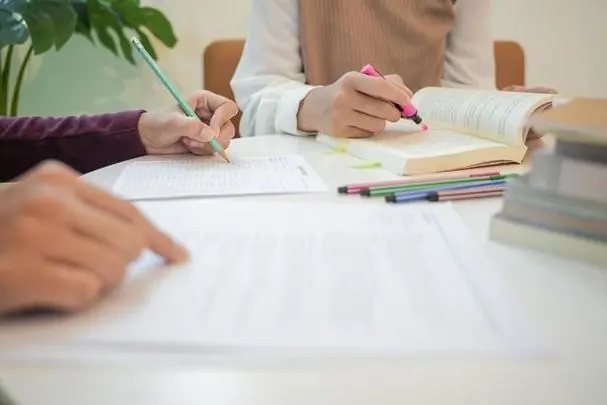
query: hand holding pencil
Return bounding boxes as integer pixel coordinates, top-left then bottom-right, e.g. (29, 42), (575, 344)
(131, 37), (234, 162)
(135, 90), (237, 156)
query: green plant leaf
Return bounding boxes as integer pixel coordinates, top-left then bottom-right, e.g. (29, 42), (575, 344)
(0, 0), (76, 54)
(87, 0), (118, 55)
(71, 0), (93, 40)
(19, 6), (55, 54)
(0, 0), (30, 49)
(138, 6), (177, 47)
(134, 27), (156, 60)
(37, 0), (77, 50)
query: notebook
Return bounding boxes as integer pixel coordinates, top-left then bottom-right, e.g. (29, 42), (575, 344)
(316, 87), (556, 175)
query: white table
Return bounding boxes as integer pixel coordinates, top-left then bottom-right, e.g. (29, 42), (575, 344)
(1, 135), (606, 405)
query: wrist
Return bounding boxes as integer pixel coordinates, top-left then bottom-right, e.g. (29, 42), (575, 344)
(136, 111), (155, 154)
(296, 88), (322, 133)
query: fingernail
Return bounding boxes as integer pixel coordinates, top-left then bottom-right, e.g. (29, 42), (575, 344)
(172, 242), (189, 263)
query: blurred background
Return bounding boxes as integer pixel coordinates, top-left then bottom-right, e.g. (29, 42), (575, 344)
(12, 0), (607, 116)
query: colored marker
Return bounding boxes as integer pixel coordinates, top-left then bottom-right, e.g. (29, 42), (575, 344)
(131, 37), (230, 163)
(362, 174), (515, 197)
(385, 180), (507, 202)
(428, 189), (505, 202)
(360, 64), (427, 130)
(336, 170), (501, 194)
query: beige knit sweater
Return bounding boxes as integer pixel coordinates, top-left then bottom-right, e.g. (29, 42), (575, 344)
(298, 0), (456, 92)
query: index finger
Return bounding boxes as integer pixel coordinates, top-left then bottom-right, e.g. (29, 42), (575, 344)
(209, 100), (239, 132)
(74, 180), (189, 264)
(346, 73), (411, 107)
(187, 91), (238, 122)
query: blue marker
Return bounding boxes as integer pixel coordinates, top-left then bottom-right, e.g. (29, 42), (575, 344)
(385, 179), (506, 203)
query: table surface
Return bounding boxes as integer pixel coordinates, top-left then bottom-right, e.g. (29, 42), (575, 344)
(1, 135), (606, 405)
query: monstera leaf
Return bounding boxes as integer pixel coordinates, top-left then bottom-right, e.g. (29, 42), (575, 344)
(71, 0), (177, 64)
(0, 0), (77, 54)
(0, 0), (177, 116)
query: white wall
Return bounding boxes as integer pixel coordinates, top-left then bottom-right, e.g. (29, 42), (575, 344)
(15, 0), (607, 116)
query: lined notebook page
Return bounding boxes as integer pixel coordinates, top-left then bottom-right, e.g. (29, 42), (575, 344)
(0, 201), (546, 361)
(112, 155), (327, 200)
(412, 87), (554, 145)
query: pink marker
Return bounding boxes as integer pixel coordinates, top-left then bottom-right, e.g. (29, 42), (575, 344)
(360, 64), (428, 131)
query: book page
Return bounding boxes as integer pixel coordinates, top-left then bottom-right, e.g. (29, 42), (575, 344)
(357, 127), (511, 158)
(0, 200), (545, 360)
(412, 87), (554, 146)
(112, 155), (327, 200)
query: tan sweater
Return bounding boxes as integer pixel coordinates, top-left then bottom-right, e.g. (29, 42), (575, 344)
(298, 0), (456, 92)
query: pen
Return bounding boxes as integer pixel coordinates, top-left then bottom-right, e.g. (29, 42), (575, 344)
(360, 64), (427, 131)
(336, 170), (502, 194)
(130, 37), (230, 163)
(385, 179), (507, 202)
(361, 174), (515, 197)
(427, 188), (505, 202)
(385, 184), (506, 204)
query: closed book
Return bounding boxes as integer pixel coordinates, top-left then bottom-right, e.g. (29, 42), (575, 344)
(554, 139), (607, 164)
(489, 214), (607, 268)
(527, 148), (607, 203)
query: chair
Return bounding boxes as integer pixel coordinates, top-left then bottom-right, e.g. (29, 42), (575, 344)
(202, 39), (526, 137)
(494, 40), (525, 89)
(203, 39), (245, 137)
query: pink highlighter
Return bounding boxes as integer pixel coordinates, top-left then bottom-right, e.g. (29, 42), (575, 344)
(360, 64), (428, 131)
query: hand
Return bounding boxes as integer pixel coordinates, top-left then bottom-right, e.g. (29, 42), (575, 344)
(297, 71), (412, 138)
(0, 161), (188, 316)
(502, 85), (559, 139)
(502, 85), (558, 94)
(138, 90), (239, 156)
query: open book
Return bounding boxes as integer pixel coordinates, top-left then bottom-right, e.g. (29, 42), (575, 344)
(316, 87), (556, 175)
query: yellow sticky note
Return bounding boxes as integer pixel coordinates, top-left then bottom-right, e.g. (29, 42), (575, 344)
(353, 161), (381, 169)
(327, 145), (346, 154)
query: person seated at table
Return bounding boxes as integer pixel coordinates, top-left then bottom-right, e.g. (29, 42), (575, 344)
(0, 161), (189, 316)
(0, 91), (238, 182)
(231, 0), (556, 139)
(0, 91), (238, 317)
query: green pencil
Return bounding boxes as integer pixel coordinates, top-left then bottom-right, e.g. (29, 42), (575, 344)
(361, 174), (517, 197)
(130, 37), (230, 163)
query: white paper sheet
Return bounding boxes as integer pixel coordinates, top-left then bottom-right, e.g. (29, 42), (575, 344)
(0, 201), (546, 362)
(112, 155), (327, 200)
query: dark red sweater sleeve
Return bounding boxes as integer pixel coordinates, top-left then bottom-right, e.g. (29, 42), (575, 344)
(0, 111), (147, 182)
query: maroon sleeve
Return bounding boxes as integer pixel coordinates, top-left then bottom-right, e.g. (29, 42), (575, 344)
(0, 111), (148, 182)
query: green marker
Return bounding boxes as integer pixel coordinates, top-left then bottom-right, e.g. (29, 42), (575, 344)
(130, 37), (229, 162)
(361, 174), (517, 197)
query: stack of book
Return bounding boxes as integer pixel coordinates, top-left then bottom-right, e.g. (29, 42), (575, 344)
(489, 98), (607, 267)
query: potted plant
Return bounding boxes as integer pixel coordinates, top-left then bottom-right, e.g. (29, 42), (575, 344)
(0, 0), (177, 116)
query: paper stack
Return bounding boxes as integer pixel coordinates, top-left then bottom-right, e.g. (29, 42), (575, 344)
(490, 98), (607, 266)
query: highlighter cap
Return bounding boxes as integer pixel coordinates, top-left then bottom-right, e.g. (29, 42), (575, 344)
(410, 113), (423, 124)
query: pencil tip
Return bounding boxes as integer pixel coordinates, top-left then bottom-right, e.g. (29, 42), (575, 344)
(219, 151), (231, 163)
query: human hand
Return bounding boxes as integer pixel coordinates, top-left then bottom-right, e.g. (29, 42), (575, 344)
(0, 161), (188, 316)
(502, 85), (559, 139)
(138, 90), (238, 156)
(297, 71), (412, 138)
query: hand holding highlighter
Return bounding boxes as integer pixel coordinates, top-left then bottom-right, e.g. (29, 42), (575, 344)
(297, 68), (413, 138)
(360, 64), (428, 131)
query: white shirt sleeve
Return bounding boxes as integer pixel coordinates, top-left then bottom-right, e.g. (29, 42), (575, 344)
(442, 0), (496, 90)
(230, 0), (318, 137)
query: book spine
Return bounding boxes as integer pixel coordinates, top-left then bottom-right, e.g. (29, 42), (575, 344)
(555, 139), (607, 164)
(526, 150), (607, 204)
